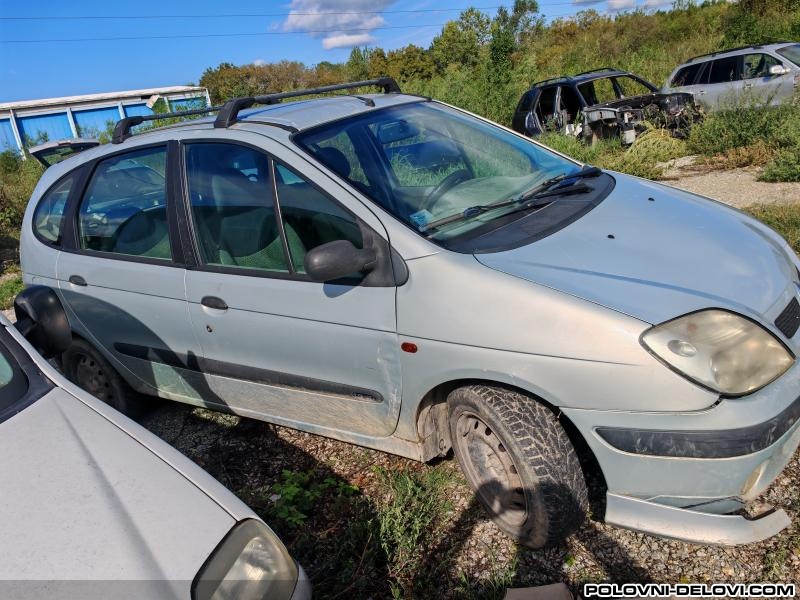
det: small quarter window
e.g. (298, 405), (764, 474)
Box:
(78, 146), (171, 260)
(33, 174), (74, 245)
(670, 63), (702, 87)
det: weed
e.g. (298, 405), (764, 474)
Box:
(760, 147), (800, 183)
(743, 203), (800, 255)
(0, 273), (22, 310)
(267, 469), (358, 528)
(375, 464), (458, 595)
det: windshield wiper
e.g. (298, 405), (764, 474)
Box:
(421, 165), (602, 233)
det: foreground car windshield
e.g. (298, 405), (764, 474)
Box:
(0, 338), (28, 420)
(295, 102), (579, 238)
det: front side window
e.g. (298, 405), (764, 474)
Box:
(33, 173), (74, 245)
(707, 56), (740, 84)
(742, 53), (781, 79)
(185, 143), (289, 273)
(578, 78), (618, 106)
(296, 102), (577, 240)
(776, 44), (800, 67)
(614, 76), (655, 97)
(78, 146), (171, 260)
(274, 163), (363, 273)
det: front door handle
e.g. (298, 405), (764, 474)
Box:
(68, 275), (87, 286)
(201, 296), (228, 310)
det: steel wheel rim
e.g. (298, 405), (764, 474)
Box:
(455, 411), (528, 529)
(74, 354), (113, 402)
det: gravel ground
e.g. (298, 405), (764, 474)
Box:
(138, 403), (800, 598)
(665, 165), (800, 208)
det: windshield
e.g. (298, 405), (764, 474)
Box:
(294, 102), (579, 239)
(776, 44), (800, 67)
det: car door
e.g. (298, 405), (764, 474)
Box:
(703, 55), (743, 108)
(56, 141), (199, 400)
(179, 131), (402, 438)
(741, 52), (794, 105)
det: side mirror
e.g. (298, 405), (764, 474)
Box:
(304, 240), (377, 283)
(769, 64), (790, 76)
(13, 285), (71, 358)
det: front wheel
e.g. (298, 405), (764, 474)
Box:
(448, 385), (588, 548)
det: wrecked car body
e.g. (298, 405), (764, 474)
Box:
(512, 68), (698, 144)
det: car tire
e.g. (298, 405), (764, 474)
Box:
(448, 385), (588, 548)
(62, 338), (150, 418)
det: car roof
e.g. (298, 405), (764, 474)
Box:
(684, 42), (797, 64)
(530, 69), (634, 90)
(129, 92), (424, 141)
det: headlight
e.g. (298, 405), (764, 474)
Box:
(193, 520), (298, 600)
(641, 309), (794, 396)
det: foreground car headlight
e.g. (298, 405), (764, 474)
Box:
(641, 309), (794, 396)
(193, 520), (298, 600)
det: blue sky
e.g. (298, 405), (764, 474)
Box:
(0, 0), (653, 102)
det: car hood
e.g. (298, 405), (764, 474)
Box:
(474, 174), (798, 326)
(0, 387), (234, 595)
(586, 91), (695, 111)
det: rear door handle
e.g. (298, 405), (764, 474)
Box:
(68, 275), (87, 286)
(201, 296), (228, 310)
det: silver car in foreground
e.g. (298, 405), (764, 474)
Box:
(20, 78), (800, 549)
(663, 42), (800, 109)
(1, 287), (309, 600)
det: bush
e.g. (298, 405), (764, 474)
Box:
(761, 147), (800, 182)
(0, 151), (43, 236)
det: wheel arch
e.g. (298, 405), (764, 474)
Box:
(415, 378), (607, 513)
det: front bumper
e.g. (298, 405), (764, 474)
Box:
(562, 359), (800, 544)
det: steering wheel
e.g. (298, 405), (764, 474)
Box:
(421, 169), (472, 211)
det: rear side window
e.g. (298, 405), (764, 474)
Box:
(535, 87), (558, 125)
(707, 56), (740, 84)
(33, 174), (75, 245)
(185, 143), (289, 273)
(78, 146), (170, 260)
(742, 53), (781, 79)
(670, 63), (703, 87)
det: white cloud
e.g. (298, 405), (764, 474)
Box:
(607, 0), (637, 10)
(642, 0), (671, 8)
(572, 0), (604, 5)
(322, 33), (377, 49)
(253, 59), (267, 66)
(282, 0), (394, 49)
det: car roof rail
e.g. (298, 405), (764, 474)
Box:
(686, 44), (767, 63)
(112, 104), (222, 144)
(574, 67), (623, 76)
(213, 77), (401, 128)
(530, 76), (571, 88)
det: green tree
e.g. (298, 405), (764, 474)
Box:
(430, 8), (492, 72)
